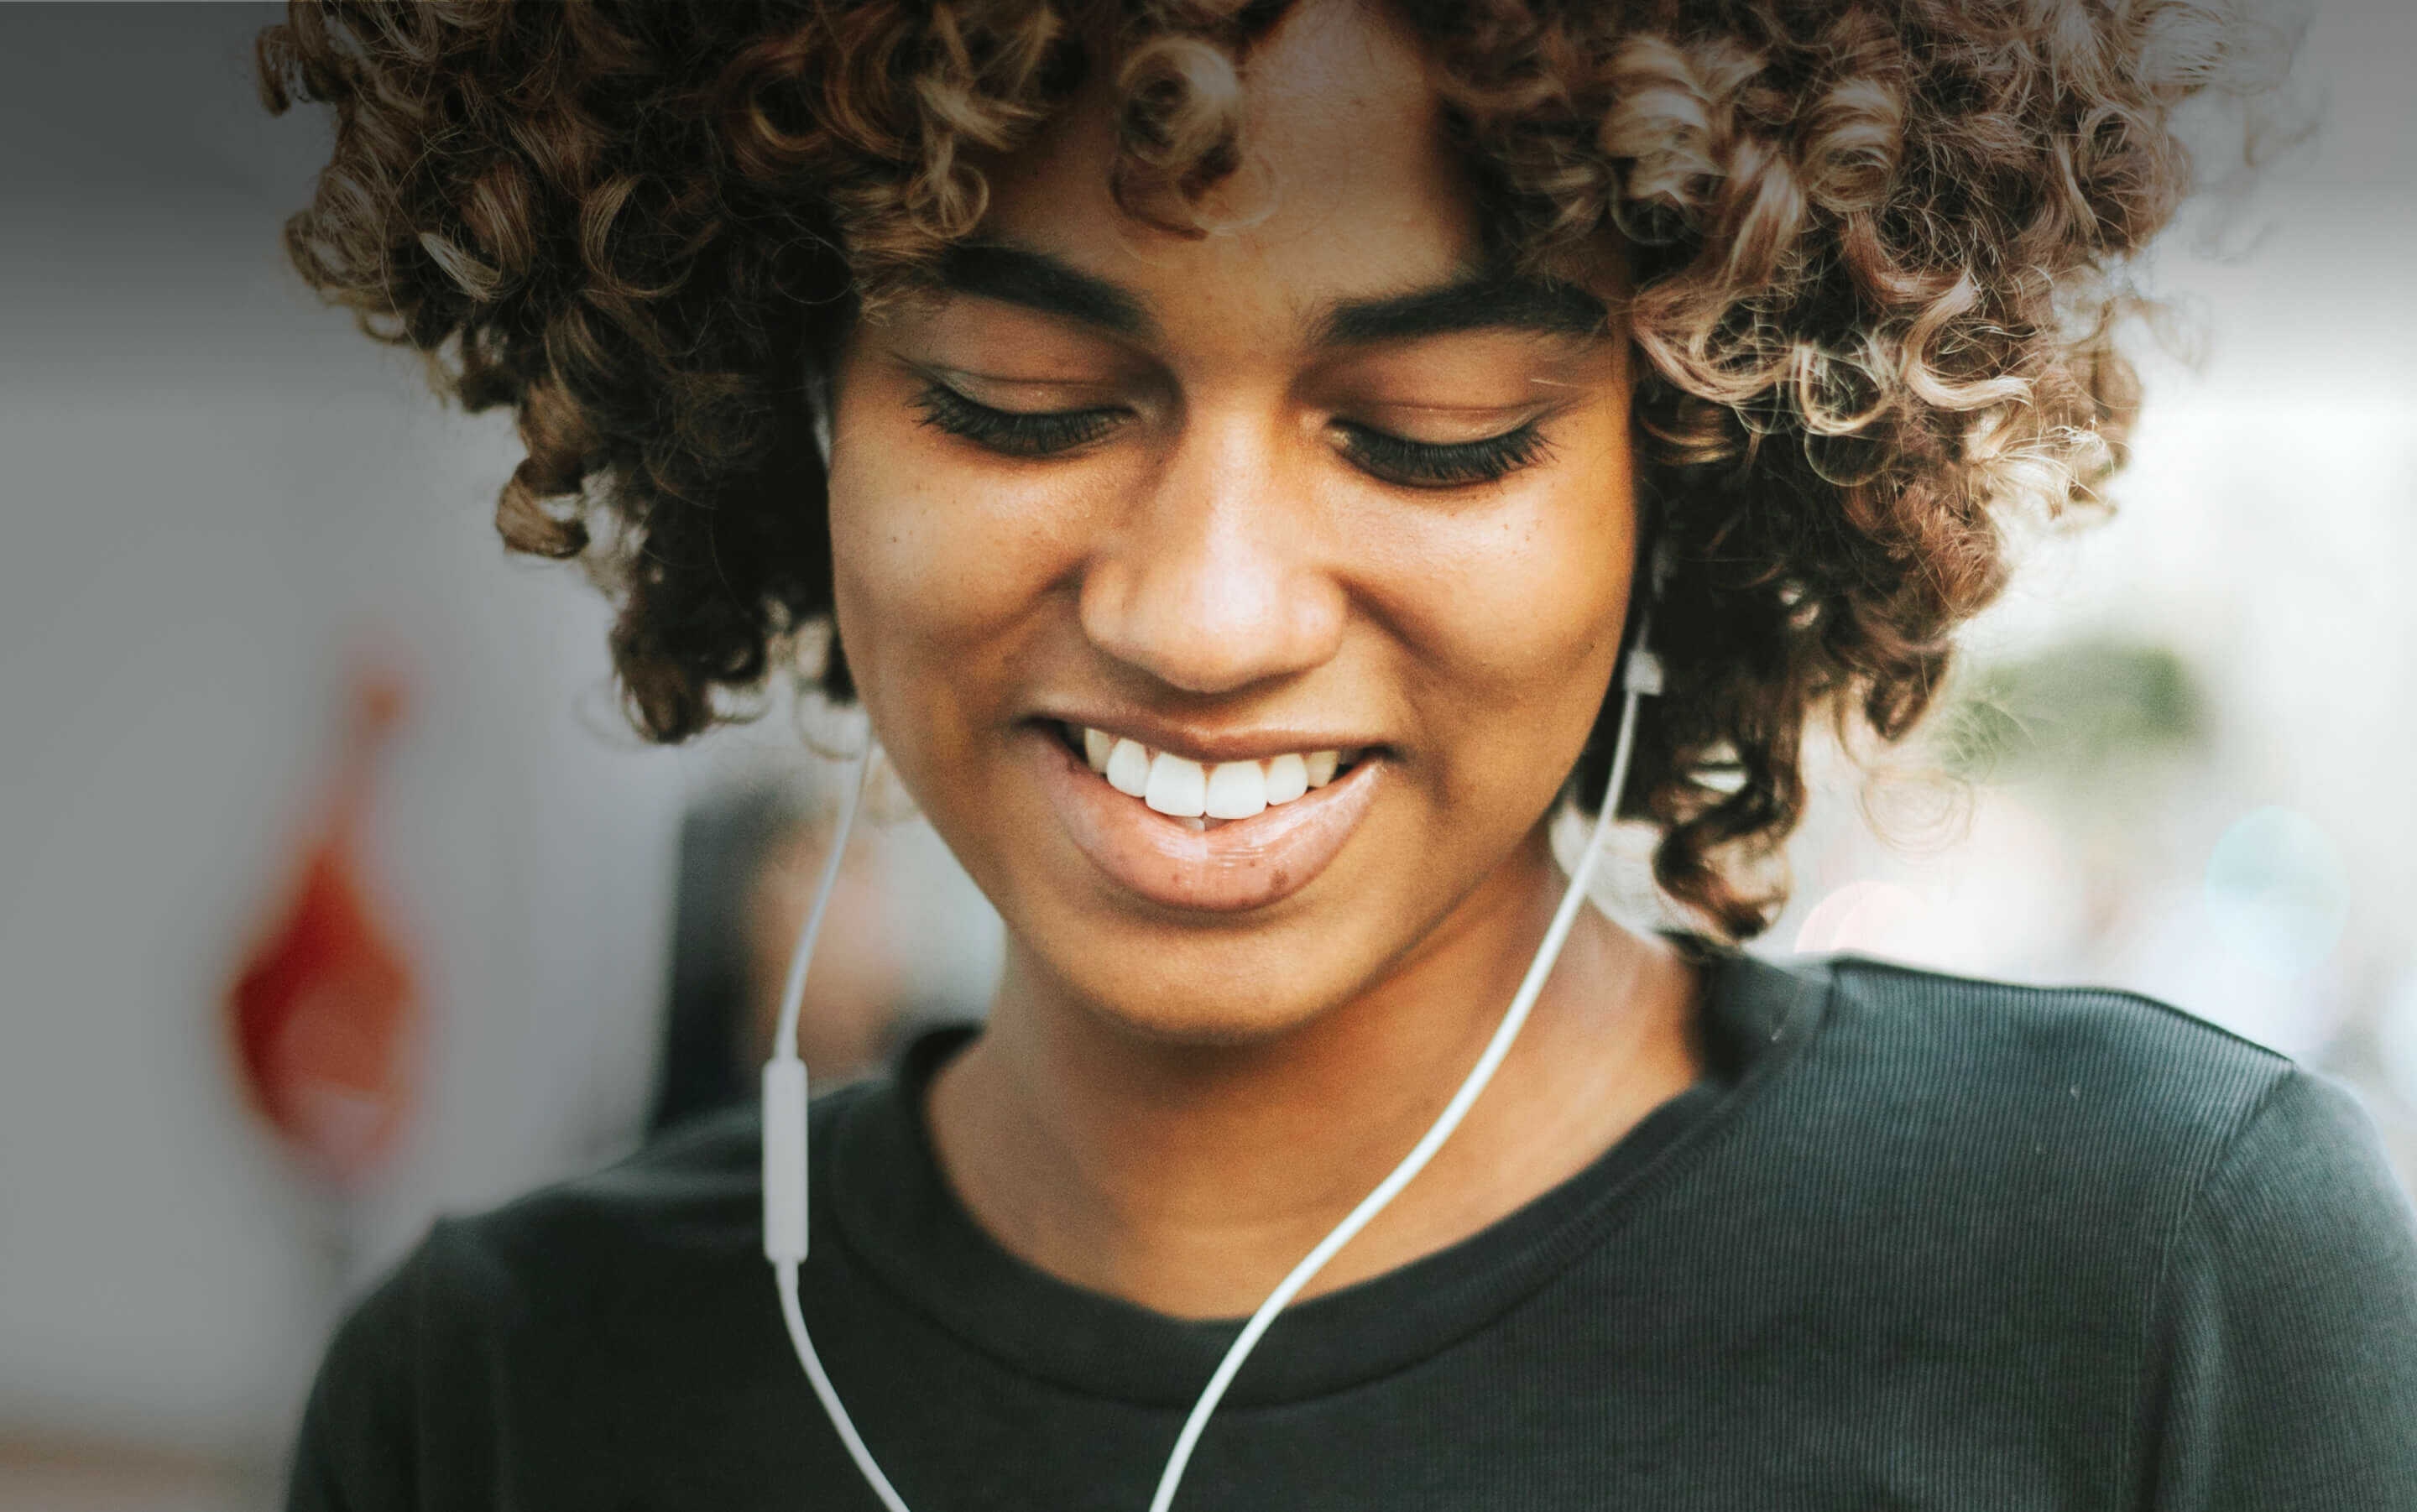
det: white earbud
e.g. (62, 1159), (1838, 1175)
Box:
(764, 586), (1665, 1512)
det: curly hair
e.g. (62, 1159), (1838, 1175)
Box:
(259, 0), (2289, 938)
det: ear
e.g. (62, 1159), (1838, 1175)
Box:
(807, 357), (835, 473)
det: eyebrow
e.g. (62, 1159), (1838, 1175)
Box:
(934, 242), (1157, 339)
(1316, 273), (1610, 346)
(932, 241), (1609, 347)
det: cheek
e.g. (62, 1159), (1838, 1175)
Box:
(825, 405), (1082, 710)
(1367, 425), (1637, 735)
(827, 453), (1057, 858)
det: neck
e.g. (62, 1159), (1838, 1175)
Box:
(926, 829), (1704, 1318)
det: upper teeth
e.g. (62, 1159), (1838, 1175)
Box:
(1077, 727), (1348, 819)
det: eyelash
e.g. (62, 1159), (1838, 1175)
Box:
(912, 381), (1552, 489)
(1331, 420), (1551, 488)
(913, 383), (1121, 457)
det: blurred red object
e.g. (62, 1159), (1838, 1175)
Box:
(227, 668), (418, 1189)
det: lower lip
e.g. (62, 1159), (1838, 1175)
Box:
(1030, 730), (1384, 914)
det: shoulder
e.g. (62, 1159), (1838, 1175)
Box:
(303, 1102), (767, 1388)
(1716, 955), (2417, 1350)
(1724, 957), (2417, 1494)
(405, 1084), (876, 1318)
(1819, 952), (2290, 1081)
(1725, 953), (2393, 1277)
(290, 1087), (875, 1509)
(1801, 953), (2300, 1176)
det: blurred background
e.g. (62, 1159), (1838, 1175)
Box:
(2, 2), (2411, 1506)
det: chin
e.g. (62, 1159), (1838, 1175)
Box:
(993, 886), (1400, 1051)
(1062, 962), (1356, 1050)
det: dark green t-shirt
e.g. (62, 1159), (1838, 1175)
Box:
(287, 955), (2417, 1509)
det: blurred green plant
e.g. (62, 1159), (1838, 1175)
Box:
(1935, 635), (2206, 785)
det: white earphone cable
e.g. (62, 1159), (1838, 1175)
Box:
(764, 735), (911, 1511)
(771, 737), (877, 1064)
(1145, 637), (1655, 1512)
(766, 629), (1660, 1512)
(776, 1259), (913, 1512)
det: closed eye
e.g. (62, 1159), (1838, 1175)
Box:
(913, 382), (1124, 457)
(1333, 420), (1552, 488)
(913, 378), (1552, 487)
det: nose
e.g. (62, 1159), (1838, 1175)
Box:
(1077, 415), (1347, 696)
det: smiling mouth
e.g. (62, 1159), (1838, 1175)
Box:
(1054, 722), (1367, 832)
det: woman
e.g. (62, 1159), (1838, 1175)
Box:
(262, 1), (2417, 1507)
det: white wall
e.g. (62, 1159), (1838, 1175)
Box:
(0, 10), (1005, 1474)
(1, 3), (700, 1460)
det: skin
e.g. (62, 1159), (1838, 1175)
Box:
(826, 0), (1701, 1319)
(744, 826), (903, 1082)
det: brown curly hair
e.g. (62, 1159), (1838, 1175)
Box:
(258, 0), (2289, 937)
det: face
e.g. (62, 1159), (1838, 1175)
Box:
(827, 0), (1639, 1042)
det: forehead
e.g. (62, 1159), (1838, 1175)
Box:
(971, 0), (1484, 331)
